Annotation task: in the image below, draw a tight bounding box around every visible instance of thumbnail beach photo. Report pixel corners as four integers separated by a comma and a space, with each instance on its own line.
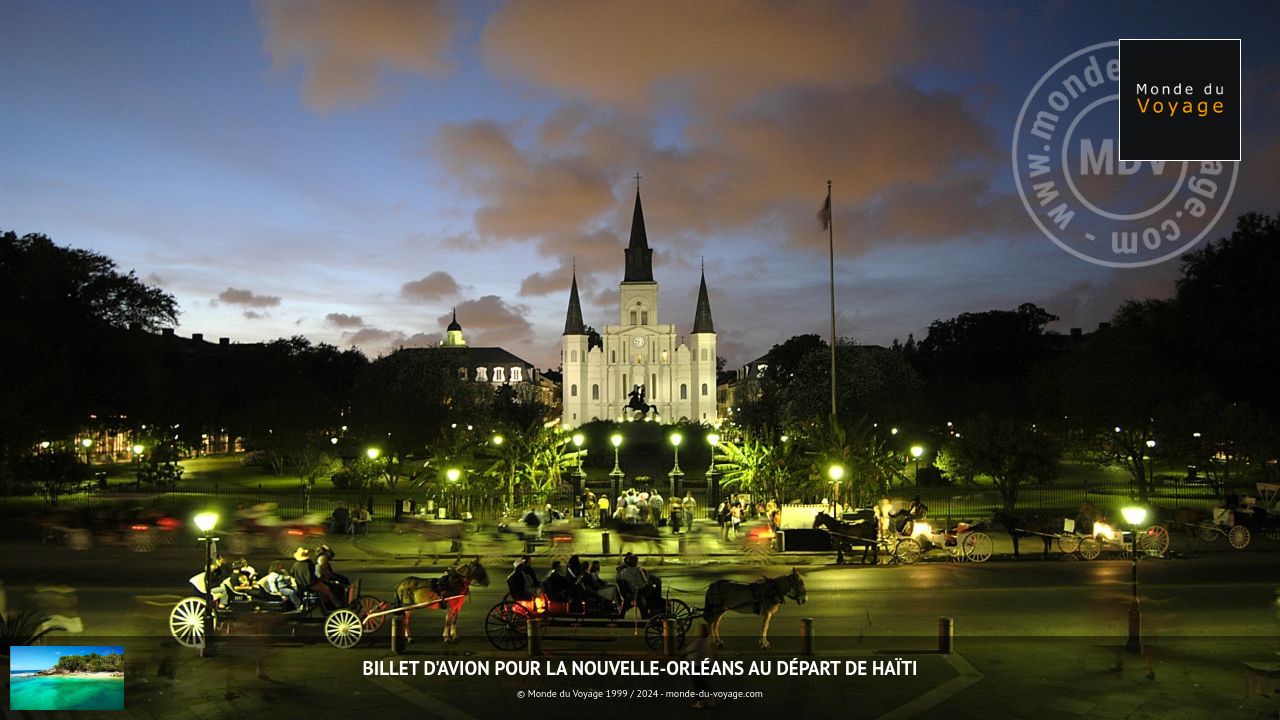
9, 645, 125, 711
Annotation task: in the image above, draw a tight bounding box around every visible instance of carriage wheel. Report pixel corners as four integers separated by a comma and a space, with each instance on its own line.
1196, 524, 1218, 542
278, 532, 309, 558
324, 608, 364, 648
485, 602, 528, 651
1265, 527, 1280, 542
169, 597, 208, 648
665, 598, 695, 631
1228, 525, 1251, 550
1139, 525, 1170, 557
962, 532, 994, 563
127, 530, 156, 553
355, 595, 387, 633
644, 612, 687, 651
227, 532, 253, 556
1056, 534, 1080, 555
894, 538, 922, 565
1078, 537, 1101, 560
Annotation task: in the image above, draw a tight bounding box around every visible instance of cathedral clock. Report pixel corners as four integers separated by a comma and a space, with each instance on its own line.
631, 336, 645, 348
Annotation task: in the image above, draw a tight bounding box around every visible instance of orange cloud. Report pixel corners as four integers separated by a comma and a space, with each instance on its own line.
400, 270, 462, 301
258, 0, 456, 110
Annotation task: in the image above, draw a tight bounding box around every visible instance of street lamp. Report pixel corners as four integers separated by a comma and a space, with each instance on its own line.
366, 447, 380, 460
193, 511, 219, 657
707, 433, 721, 507
493, 434, 504, 446
609, 433, 624, 500
669, 432, 684, 497
910, 445, 924, 494
571, 433, 586, 498
132, 444, 145, 487
446, 468, 461, 519
80, 437, 93, 466
1144, 439, 1156, 489
1121, 505, 1147, 654
827, 464, 845, 514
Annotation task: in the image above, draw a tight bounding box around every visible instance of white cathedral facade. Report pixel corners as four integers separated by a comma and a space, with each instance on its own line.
560, 191, 719, 428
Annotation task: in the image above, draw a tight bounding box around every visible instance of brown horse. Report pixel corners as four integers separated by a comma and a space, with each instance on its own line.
703, 568, 806, 650
394, 559, 489, 644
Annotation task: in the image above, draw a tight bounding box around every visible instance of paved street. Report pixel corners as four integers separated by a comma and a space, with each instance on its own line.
3, 526, 1279, 719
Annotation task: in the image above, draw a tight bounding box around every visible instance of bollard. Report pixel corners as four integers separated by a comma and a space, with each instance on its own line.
678, 534, 687, 556
663, 618, 679, 656
602, 531, 611, 555
390, 615, 407, 655
776, 530, 786, 553
524, 539, 535, 555
938, 616, 954, 654
800, 617, 814, 655
527, 618, 543, 657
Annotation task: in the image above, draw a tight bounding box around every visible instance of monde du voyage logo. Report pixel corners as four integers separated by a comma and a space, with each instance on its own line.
1013, 41, 1240, 268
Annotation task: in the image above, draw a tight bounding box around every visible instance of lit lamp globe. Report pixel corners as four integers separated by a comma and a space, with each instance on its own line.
1121, 506, 1147, 527
670, 433, 683, 447
910, 445, 924, 458
132, 444, 145, 455
573, 433, 585, 448
828, 465, 845, 482
707, 433, 720, 447
611, 434, 622, 448
366, 447, 380, 460
194, 512, 219, 534
493, 435, 504, 446
1145, 439, 1156, 449
446, 468, 461, 483
81, 438, 93, 448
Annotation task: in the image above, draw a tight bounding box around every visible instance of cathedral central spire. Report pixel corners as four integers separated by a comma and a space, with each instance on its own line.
623, 190, 654, 282
563, 270, 586, 335
693, 269, 715, 334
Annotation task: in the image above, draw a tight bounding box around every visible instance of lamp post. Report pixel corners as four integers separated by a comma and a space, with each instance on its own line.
131, 444, 145, 487
910, 445, 924, 495
81, 437, 93, 467
193, 511, 219, 658
609, 434, 624, 501
1144, 439, 1156, 492
572, 433, 586, 499
828, 464, 845, 515
1121, 505, 1147, 654
446, 468, 461, 519
707, 433, 721, 508
669, 432, 684, 498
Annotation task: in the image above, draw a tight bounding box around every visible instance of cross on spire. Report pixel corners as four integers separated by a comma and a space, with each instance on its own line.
634, 173, 642, 191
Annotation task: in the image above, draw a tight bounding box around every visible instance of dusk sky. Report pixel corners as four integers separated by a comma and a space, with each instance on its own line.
4, 1, 1277, 369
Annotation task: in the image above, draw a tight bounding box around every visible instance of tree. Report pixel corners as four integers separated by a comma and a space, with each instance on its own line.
15, 449, 90, 505
942, 415, 1061, 510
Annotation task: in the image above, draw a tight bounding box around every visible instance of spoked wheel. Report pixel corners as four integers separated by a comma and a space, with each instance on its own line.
1196, 524, 1218, 542
644, 612, 687, 651
169, 597, 208, 648
1265, 527, 1280, 542
128, 530, 156, 553
1078, 537, 1101, 560
485, 602, 529, 650
324, 608, 364, 648
1056, 534, 1081, 554
278, 532, 311, 558
962, 532, 994, 563
1228, 525, 1251, 549
894, 538, 922, 565
1139, 525, 1171, 557
354, 596, 388, 633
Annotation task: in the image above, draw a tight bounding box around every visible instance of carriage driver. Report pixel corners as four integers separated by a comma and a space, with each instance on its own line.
506, 555, 541, 601
617, 553, 661, 613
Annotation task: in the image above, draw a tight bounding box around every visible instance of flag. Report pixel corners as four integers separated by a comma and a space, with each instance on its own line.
818, 194, 831, 230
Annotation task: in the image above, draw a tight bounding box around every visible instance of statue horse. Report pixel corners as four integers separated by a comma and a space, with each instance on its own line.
813, 511, 880, 564
625, 385, 659, 421
394, 558, 489, 644
703, 568, 806, 649
990, 510, 1055, 559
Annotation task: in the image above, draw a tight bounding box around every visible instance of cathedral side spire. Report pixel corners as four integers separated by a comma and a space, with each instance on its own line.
563, 270, 586, 335
623, 190, 654, 282
693, 269, 714, 334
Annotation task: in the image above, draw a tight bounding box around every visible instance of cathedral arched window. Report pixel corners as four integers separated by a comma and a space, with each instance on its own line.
630, 311, 638, 324
701, 383, 709, 396
641, 311, 649, 325
700, 348, 708, 361
611, 350, 616, 363
651, 374, 657, 397
571, 350, 578, 362
571, 384, 578, 397
592, 384, 599, 400
680, 384, 688, 400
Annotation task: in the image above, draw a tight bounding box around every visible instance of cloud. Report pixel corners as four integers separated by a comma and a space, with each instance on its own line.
258, 0, 456, 110
243, 310, 267, 320
341, 327, 442, 356
217, 287, 282, 307
325, 312, 364, 328
400, 270, 462, 301
442, 295, 533, 346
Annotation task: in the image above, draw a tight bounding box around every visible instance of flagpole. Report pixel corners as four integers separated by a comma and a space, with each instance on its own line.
827, 179, 837, 425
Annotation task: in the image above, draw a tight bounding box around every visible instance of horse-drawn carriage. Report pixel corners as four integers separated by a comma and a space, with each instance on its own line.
484, 580, 695, 652
812, 509, 994, 564
168, 579, 385, 650
1166, 484, 1280, 550
992, 509, 1171, 560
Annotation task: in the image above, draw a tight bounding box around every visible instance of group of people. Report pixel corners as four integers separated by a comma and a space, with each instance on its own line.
602, 488, 698, 532
327, 502, 372, 536
506, 552, 662, 614
194, 544, 351, 613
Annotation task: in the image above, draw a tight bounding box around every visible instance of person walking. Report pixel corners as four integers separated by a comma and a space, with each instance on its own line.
669, 495, 683, 534
598, 494, 610, 527
682, 491, 698, 530
649, 490, 665, 527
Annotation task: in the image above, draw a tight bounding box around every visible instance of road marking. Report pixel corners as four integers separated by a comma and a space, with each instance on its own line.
366, 673, 479, 720
874, 653, 983, 720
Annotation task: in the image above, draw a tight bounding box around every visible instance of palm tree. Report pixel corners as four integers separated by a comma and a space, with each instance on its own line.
1, 611, 62, 650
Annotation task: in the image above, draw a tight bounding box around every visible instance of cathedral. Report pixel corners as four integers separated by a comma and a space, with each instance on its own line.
560, 190, 718, 428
